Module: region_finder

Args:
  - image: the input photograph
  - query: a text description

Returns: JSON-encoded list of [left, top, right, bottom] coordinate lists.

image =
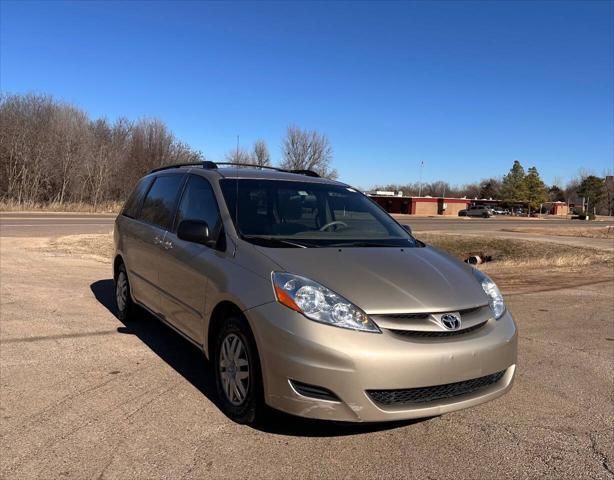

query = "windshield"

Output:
[[220, 179, 421, 248]]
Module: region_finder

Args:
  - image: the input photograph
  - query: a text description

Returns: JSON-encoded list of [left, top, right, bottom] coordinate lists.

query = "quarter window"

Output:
[[139, 174, 185, 229], [122, 177, 153, 219]]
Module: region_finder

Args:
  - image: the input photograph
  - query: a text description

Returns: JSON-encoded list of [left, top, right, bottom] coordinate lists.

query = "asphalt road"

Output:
[[0, 213, 116, 237], [1, 212, 613, 238], [0, 236, 612, 479]]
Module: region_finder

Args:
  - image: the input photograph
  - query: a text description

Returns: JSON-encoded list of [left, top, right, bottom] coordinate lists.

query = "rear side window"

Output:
[[174, 175, 221, 234], [122, 177, 153, 219], [139, 174, 185, 229]]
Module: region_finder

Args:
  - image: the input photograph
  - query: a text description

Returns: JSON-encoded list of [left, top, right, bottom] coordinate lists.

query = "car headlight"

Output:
[[473, 269, 506, 319], [271, 272, 380, 333]]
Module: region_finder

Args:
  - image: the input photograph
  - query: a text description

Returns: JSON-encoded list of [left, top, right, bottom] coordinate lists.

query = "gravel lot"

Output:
[[1, 234, 612, 479]]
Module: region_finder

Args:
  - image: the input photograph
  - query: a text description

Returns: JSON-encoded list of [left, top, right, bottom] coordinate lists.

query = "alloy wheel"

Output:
[[219, 333, 250, 406]]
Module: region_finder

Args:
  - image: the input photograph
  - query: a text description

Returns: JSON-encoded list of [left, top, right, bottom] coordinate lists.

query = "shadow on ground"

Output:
[[90, 279, 425, 437]]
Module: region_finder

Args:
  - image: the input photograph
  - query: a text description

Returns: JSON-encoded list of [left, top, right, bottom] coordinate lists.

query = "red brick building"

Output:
[[369, 195, 471, 216], [548, 201, 569, 216]]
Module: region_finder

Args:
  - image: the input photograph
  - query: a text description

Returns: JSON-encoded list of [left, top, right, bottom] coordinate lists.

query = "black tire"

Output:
[[115, 262, 136, 321], [214, 316, 263, 425]]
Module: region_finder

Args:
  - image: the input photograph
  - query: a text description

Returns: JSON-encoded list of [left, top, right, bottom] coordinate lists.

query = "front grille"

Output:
[[390, 320, 487, 338], [378, 306, 483, 320], [381, 313, 429, 320], [367, 370, 506, 406]]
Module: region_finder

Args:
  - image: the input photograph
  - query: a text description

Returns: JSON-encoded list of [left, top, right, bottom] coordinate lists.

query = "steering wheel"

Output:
[[319, 221, 349, 232]]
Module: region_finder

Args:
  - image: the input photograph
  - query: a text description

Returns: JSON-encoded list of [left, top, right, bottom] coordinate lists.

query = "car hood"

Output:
[[255, 245, 490, 314]]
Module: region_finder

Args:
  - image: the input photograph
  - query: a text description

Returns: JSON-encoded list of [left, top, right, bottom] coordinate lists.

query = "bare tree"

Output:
[[0, 94, 202, 209], [49, 104, 90, 204], [225, 147, 252, 165], [253, 140, 271, 166], [280, 126, 337, 179], [462, 183, 481, 199], [423, 181, 451, 197]]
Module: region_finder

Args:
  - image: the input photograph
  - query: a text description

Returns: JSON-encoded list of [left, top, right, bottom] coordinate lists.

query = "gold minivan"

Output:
[[114, 162, 517, 424]]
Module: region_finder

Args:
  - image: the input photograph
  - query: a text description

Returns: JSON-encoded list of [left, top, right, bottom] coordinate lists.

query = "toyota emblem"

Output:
[[440, 313, 462, 330]]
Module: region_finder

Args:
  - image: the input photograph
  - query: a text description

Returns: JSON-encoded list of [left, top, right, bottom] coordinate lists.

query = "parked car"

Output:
[[458, 205, 494, 218], [492, 207, 506, 215], [114, 162, 517, 424]]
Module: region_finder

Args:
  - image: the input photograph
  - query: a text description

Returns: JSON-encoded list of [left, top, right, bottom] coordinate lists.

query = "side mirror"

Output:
[[177, 220, 215, 247], [401, 224, 412, 235]]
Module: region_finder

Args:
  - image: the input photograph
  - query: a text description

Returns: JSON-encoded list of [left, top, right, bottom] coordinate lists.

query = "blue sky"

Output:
[[1, 0, 612, 188]]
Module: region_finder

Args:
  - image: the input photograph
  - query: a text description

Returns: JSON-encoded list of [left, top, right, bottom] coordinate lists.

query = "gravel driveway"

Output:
[[0, 236, 612, 479]]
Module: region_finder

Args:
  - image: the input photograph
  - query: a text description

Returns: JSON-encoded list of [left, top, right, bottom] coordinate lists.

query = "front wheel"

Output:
[[115, 263, 136, 321], [214, 316, 263, 424]]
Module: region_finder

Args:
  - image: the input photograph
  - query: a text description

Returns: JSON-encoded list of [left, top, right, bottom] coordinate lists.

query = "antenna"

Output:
[[235, 135, 240, 239]]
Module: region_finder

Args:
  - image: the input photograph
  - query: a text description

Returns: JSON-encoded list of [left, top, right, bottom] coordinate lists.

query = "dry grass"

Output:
[[417, 233, 614, 268], [500, 226, 614, 239], [0, 200, 122, 213]]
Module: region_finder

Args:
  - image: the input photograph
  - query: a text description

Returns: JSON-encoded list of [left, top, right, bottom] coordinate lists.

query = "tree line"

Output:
[[0, 94, 202, 209], [1, 93, 610, 214], [376, 160, 612, 215], [0, 94, 337, 209]]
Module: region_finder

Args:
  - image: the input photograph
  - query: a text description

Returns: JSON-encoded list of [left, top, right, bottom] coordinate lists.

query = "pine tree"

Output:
[[500, 160, 528, 202], [577, 176, 606, 214], [525, 166, 548, 210], [548, 185, 565, 202]]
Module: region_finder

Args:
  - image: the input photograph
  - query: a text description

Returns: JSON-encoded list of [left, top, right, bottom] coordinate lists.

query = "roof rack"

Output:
[[148, 161, 218, 174], [148, 161, 320, 178], [288, 169, 320, 177], [216, 163, 320, 177]]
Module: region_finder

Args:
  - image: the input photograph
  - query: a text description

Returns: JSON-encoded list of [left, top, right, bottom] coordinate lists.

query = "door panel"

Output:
[[128, 172, 186, 316], [158, 174, 224, 344], [157, 234, 211, 343], [125, 221, 166, 315]]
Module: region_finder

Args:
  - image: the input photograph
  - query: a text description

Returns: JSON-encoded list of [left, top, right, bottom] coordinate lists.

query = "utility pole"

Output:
[[418, 160, 424, 197]]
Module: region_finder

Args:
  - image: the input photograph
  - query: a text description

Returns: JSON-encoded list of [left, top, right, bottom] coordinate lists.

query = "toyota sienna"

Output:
[[113, 162, 517, 424]]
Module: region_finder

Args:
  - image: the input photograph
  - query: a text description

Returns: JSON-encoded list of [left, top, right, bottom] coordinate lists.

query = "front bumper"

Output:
[[246, 302, 517, 422]]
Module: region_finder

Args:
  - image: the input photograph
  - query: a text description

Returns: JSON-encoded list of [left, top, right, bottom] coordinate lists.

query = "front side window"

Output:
[[220, 179, 420, 248], [175, 175, 222, 234], [139, 174, 185, 229]]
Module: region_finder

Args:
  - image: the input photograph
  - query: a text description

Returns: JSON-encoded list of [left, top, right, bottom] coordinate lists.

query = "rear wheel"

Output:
[[214, 316, 263, 424], [115, 263, 136, 321]]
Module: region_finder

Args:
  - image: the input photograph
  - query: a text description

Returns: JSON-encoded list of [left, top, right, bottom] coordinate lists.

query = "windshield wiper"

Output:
[[242, 235, 318, 248], [326, 241, 405, 248]]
